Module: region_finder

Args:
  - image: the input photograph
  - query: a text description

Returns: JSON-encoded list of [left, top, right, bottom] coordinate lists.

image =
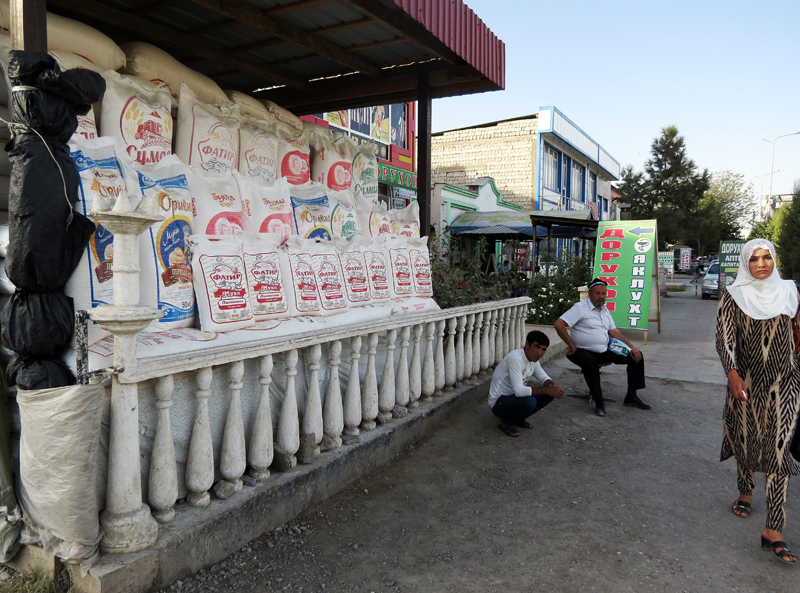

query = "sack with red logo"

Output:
[[120, 154, 196, 330], [307, 239, 349, 316], [237, 173, 293, 244], [175, 83, 240, 173], [389, 201, 421, 238], [336, 239, 372, 308], [290, 181, 332, 240], [277, 122, 311, 185], [241, 231, 290, 321], [311, 131, 353, 191], [238, 115, 279, 183], [187, 165, 243, 236], [351, 141, 379, 203], [65, 136, 127, 345], [408, 236, 433, 297], [355, 194, 391, 238], [328, 188, 362, 241], [386, 235, 414, 299], [99, 70, 173, 168], [361, 237, 391, 304], [280, 237, 322, 317], [190, 234, 255, 332]]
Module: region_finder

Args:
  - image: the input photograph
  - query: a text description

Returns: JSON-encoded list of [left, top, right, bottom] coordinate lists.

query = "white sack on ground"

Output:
[[16, 383, 105, 574], [175, 84, 240, 173]]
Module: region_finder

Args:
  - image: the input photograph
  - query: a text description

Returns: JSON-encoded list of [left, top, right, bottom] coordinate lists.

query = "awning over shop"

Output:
[[46, 0, 506, 114], [450, 210, 595, 239]]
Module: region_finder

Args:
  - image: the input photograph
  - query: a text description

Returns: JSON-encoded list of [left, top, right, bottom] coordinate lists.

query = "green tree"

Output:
[[618, 126, 710, 249], [693, 171, 753, 255], [775, 180, 800, 281], [748, 218, 777, 242]]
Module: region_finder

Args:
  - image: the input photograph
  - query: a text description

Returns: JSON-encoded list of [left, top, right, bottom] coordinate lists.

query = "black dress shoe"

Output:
[[623, 394, 652, 410], [594, 400, 606, 417]]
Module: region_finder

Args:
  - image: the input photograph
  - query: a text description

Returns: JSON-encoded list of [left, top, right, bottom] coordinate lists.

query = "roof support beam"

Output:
[[47, 0, 308, 89], [188, 0, 381, 77], [10, 0, 47, 52]]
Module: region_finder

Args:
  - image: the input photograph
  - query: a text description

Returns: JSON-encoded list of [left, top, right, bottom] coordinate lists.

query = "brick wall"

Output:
[[431, 117, 538, 209]]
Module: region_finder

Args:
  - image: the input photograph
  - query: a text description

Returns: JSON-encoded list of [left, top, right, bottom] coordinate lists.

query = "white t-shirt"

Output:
[[488, 349, 551, 408], [559, 298, 616, 354]]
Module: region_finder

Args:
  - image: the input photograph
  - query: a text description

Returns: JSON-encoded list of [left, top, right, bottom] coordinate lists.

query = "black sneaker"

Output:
[[624, 394, 652, 410]]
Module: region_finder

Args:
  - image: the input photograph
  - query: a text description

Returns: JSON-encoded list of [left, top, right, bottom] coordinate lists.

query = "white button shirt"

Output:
[[488, 349, 551, 407], [559, 298, 616, 354]]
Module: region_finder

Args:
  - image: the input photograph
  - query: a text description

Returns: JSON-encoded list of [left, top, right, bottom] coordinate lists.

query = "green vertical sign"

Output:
[[592, 220, 658, 331], [718, 241, 745, 274]]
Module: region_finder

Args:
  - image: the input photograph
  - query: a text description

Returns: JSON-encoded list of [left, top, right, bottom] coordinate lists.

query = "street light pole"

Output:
[[764, 132, 800, 200]]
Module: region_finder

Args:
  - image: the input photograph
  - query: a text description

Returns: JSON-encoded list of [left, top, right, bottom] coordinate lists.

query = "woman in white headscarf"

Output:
[[717, 238, 800, 563]]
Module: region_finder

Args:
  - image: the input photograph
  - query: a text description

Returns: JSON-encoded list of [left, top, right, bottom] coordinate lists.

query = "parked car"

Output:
[[701, 261, 721, 299]]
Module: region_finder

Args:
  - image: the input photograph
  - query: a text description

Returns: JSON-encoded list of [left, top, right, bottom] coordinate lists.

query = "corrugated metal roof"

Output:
[[44, 0, 505, 114]]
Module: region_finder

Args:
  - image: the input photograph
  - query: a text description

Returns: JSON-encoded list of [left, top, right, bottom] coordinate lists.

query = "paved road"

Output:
[[159, 288, 800, 593]]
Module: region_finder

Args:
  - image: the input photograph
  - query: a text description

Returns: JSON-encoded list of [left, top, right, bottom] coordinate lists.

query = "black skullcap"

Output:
[[588, 278, 608, 290]]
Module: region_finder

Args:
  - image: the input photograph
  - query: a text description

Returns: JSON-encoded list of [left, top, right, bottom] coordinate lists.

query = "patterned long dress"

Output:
[[716, 290, 800, 475]]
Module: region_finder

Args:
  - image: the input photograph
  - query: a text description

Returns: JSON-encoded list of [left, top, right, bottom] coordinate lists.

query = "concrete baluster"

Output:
[[455, 315, 466, 386], [503, 307, 511, 356], [301, 344, 323, 462], [249, 354, 274, 481], [186, 367, 214, 508], [275, 349, 300, 470], [360, 333, 379, 431], [444, 317, 457, 392], [518, 304, 527, 346], [393, 326, 411, 417], [217, 361, 246, 497], [322, 340, 344, 451], [495, 308, 505, 364], [434, 320, 446, 397], [408, 324, 423, 408], [149, 374, 177, 523], [421, 321, 436, 402], [378, 329, 397, 424], [464, 314, 475, 382], [472, 312, 483, 378], [343, 336, 362, 436], [487, 309, 497, 368]]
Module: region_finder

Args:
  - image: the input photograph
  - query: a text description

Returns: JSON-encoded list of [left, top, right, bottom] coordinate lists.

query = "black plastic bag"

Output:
[[1, 291, 74, 357], [7, 355, 76, 391]]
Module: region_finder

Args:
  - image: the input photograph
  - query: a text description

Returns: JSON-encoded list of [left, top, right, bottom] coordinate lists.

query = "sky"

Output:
[[431, 0, 800, 197]]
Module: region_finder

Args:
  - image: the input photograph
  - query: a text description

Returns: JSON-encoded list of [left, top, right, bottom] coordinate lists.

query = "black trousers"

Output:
[[566, 348, 645, 401]]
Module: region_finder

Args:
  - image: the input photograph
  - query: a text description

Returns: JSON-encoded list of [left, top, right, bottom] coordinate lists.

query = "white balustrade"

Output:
[[343, 336, 362, 435], [301, 344, 323, 463], [480, 311, 491, 375], [455, 315, 466, 386], [378, 329, 397, 423], [487, 309, 497, 368], [149, 375, 177, 523], [321, 341, 343, 451], [394, 327, 410, 417], [217, 361, 246, 498], [276, 349, 300, 469], [408, 324, 423, 408], [434, 319, 445, 397], [421, 322, 436, 402], [495, 309, 505, 364], [249, 355, 274, 480], [464, 314, 475, 383], [186, 367, 214, 507], [444, 317, 457, 391], [472, 312, 483, 379], [361, 333, 379, 430], [518, 304, 527, 346], [502, 307, 511, 356]]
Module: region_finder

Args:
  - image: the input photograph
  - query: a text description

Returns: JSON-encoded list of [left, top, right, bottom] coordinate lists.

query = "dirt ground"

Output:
[[158, 365, 800, 593]]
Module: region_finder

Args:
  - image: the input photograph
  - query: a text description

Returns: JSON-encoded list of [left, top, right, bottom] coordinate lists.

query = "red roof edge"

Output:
[[394, 0, 505, 89]]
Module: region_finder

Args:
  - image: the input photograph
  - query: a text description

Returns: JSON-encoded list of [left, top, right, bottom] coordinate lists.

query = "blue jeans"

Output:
[[491, 394, 554, 427]]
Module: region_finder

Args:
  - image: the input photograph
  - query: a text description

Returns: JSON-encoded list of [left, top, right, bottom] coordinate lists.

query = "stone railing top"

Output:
[[118, 297, 531, 384]]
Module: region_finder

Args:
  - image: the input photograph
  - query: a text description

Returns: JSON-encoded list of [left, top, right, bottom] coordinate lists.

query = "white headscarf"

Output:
[[727, 238, 798, 320]]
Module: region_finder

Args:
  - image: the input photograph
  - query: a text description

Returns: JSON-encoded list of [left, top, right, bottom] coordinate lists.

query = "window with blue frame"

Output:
[[542, 144, 559, 191], [570, 161, 585, 203]]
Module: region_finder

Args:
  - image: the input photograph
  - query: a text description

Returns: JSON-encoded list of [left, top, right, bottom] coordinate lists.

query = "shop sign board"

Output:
[[379, 164, 417, 190], [592, 220, 657, 331], [718, 240, 745, 291], [679, 248, 692, 270], [657, 251, 674, 267]]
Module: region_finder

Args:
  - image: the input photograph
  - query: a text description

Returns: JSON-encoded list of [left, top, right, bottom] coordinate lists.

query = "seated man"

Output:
[[553, 278, 650, 417], [489, 330, 564, 437]]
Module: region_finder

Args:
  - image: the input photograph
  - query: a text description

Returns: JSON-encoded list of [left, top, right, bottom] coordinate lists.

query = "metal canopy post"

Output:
[[11, 0, 47, 52], [417, 69, 432, 238]]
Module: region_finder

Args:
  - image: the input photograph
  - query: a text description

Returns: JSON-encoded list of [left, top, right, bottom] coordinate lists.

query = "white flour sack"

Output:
[[238, 116, 279, 183], [280, 237, 321, 317], [65, 136, 127, 344], [351, 141, 379, 203], [328, 189, 361, 241], [389, 201, 421, 237], [386, 236, 414, 299], [121, 155, 195, 330], [335, 239, 371, 307], [277, 123, 311, 185], [100, 70, 173, 167], [290, 182, 332, 240], [307, 240, 349, 315], [120, 42, 228, 106], [176, 84, 240, 173], [187, 166, 243, 236], [237, 174, 292, 244], [311, 131, 353, 191], [264, 100, 304, 132], [355, 194, 391, 238], [241, 232, 289, 321], [408, 236, 433, 297], [361, 238, 391, 303], [190, 235, 254, 332]]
